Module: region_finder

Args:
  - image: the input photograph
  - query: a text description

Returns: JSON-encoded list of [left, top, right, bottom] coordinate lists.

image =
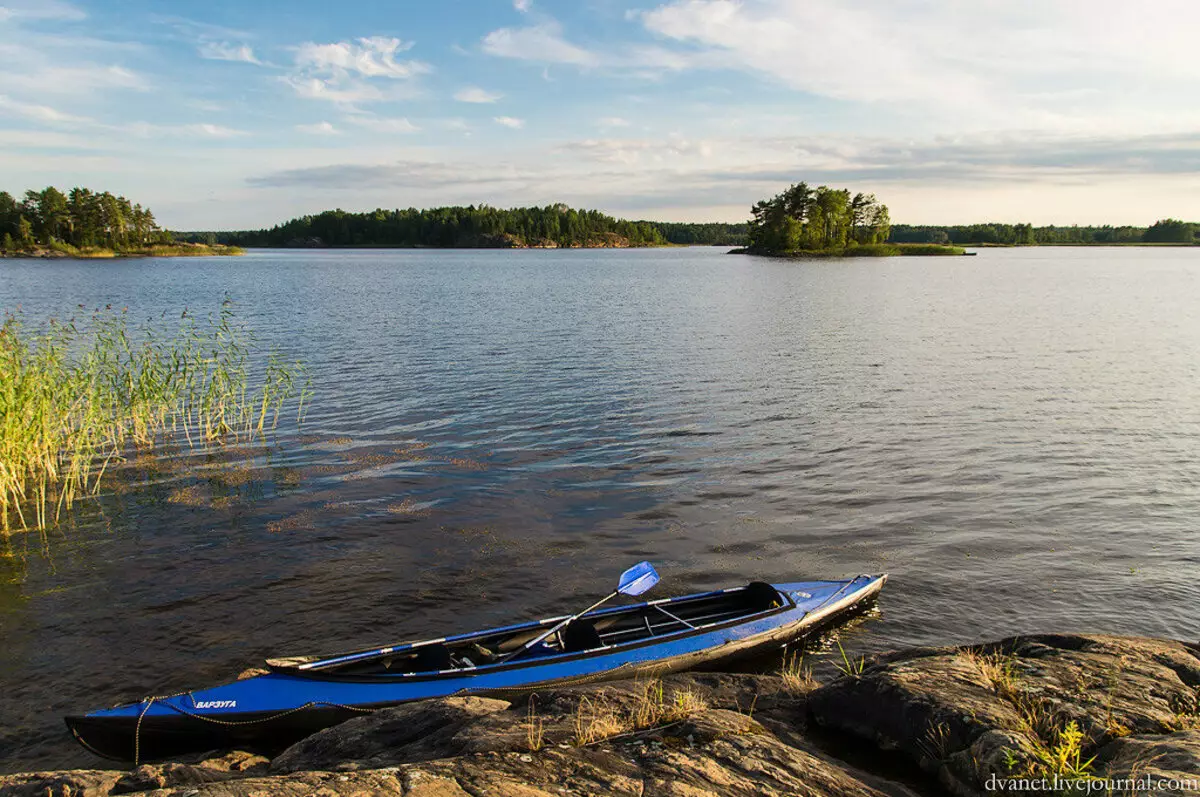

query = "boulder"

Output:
[[270, 696, 511, 772], [807, 634, 1200, 796]]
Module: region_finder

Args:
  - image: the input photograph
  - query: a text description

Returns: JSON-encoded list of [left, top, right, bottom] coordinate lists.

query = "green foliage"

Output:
[[747, 182, 891, 254], [895, 243, 967, 255], [0, 185, 173, 251], [888, 221, 1195, 245], [652, 221, 748, 246], [1, 232, 14, 252], [833, 638, 868, 678], [47, 239, 81, 256], [222, 204, 668, 249], [184, 218, 747, 249], [1144, 218, 1197, 243]]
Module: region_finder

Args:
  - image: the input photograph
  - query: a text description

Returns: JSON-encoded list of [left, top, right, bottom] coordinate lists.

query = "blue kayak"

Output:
[[66, 573, 886, 761]]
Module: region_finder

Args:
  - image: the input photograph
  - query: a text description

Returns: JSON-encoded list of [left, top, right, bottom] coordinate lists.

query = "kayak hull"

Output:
[[66, 574, 885, 761]]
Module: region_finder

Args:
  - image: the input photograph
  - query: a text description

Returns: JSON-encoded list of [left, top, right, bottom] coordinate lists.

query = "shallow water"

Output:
[[1, 246, 1198, 771]]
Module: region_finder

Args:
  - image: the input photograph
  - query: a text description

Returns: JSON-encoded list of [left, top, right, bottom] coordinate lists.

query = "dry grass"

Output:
[[921, 723, 954, 762], [780, 652, 819, 695], [572, 680, 708, 746], [962, 649, 1022, 702], [525, 702, 545, 752]]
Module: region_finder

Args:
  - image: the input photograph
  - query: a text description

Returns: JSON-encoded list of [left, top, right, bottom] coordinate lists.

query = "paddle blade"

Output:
[[618, 561, 659, 596]]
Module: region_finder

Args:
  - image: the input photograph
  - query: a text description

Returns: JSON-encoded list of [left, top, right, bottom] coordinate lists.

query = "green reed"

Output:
[[0, 299, 309, 534]]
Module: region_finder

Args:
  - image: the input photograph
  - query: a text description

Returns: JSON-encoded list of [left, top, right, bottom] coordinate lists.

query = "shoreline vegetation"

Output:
[[182, 204, 749, 250], [6, 184, 1196, 258], [0, 301, 308, 536], [1, 242, 244, 259], [0, 186, 245, 260]]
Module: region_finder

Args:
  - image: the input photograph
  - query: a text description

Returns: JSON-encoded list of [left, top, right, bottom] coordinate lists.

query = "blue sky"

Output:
[[3, 0, 1200, 229]]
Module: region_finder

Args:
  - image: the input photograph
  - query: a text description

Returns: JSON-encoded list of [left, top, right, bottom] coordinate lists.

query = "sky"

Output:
[[3, 0, 1200, 230]]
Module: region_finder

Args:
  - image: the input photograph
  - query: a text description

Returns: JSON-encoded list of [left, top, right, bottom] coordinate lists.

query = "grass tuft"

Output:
[[833, 638, 868, 679], [525, 701, 546, 752], [780, 651, 819, 694], [571, 680, 708, 746]]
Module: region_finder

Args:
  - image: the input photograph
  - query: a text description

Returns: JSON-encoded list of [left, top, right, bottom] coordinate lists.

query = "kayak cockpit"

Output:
[[272, 581, 788, 678]]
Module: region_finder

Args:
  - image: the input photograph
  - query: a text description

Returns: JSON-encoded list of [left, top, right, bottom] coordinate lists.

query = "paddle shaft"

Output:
[[499, 590, 618, 663]]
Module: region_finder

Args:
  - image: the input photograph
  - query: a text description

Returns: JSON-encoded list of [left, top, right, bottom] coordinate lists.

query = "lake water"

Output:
[[2, 246, 1199, 771]]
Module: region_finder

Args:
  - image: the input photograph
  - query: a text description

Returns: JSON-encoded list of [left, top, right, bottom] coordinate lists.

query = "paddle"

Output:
[[498, 561, 660, 663]]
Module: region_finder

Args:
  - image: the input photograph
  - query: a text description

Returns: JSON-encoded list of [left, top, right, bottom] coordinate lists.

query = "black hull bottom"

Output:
[[65, 707, 362, 763]]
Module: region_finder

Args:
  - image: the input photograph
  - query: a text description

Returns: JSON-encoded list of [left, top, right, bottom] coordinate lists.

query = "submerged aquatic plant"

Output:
[[0, 299, 310, 534]]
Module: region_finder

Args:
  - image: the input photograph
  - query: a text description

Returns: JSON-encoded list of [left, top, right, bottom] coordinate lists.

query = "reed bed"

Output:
[[0, 299, 309, 535]]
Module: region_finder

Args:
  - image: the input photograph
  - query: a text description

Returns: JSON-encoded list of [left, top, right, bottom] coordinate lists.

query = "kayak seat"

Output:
[[414, 644, 453, 672], [563, 619, 603, 653], [744, 581, 783, 610]]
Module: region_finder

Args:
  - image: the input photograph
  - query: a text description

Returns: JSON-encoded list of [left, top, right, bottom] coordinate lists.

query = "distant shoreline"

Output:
[[1, 244, 244, 259], [960, 241, 1199, 248]]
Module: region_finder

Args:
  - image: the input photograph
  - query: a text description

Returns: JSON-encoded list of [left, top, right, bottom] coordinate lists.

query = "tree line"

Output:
[[746, 182, 891, 253], [888, 219, 1197, 245], [210, 205, 670, 249], [1, 187, 172, 252], [182, 209, 749, 249]]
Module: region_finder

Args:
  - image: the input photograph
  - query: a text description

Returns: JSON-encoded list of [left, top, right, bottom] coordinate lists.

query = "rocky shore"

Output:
[[4, 634, 1197, 796]]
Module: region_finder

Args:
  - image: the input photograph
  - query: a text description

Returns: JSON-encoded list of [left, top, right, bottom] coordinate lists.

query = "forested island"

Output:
[[736, 182, 964, 257], [183, 205, 749, 249], [0, 187, 239, 258], [737, 182, 1199, 255]]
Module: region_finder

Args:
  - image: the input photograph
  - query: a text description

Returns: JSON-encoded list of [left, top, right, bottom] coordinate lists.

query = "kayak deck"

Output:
[[288, 580, 789, 677]]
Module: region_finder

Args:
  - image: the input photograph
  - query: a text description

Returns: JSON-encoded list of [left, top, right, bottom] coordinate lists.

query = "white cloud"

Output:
[[481, 22, 598, 66], [478, 18, 707, 77], [635, 0, 1200, 128], [296, 121, 338, 135], [0, 0, 86, 22], [194, 123, 245, 138], [288, 36, 430, 105], [454, 86, 502, 104], [0, 94, 91, 123], [294, 36, 429, 79], [284, 76, 383, 105], [198, 41, 260, 64], [4, 64, 148, 95], [513, 0, 532, 11], [598, 116, 630, 128], [346, 115, 420, 133], [494, 116, 525, 129], [559, 134, 713, 165], [125, 122, 248, 138]]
